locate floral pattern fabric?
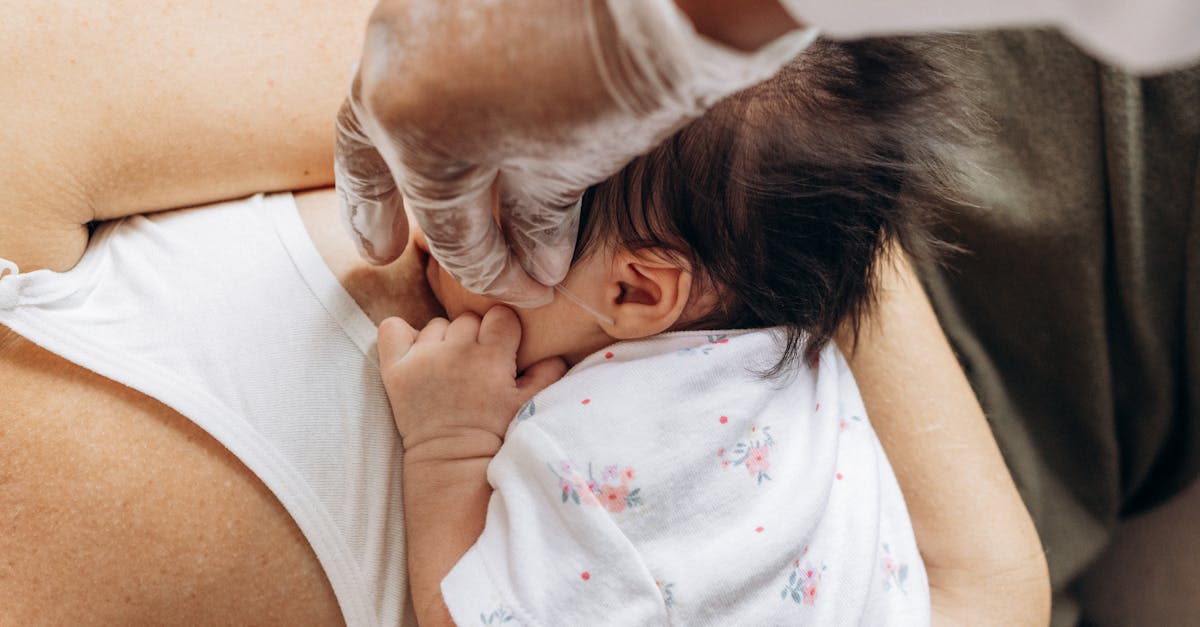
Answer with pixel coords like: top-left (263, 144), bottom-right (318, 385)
top-left (549, 461), bottom-right (643, 513)
top-left (718, 425), bottom-right (776, 484)
top-left (440, 330), bottom-right (930, 626)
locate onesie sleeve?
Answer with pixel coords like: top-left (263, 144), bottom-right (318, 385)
top-left (440, 421), bottom-right (669, 626)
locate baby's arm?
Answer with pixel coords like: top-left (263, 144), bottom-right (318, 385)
top-left (376, 308), bottom-right (565, 626)
top-left (837, 251), bottom-right (1051, 625)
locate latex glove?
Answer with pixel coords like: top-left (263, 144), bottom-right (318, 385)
top-left (335, 0), bottom-right (816, 307)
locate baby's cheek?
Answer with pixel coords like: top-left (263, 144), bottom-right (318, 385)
top-left (438, 267), bottom-right (501, 319)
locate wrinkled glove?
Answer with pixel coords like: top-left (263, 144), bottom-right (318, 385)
top-left (335, 0), bottom-right (815, 307)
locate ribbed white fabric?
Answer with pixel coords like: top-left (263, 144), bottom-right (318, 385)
top-left (0, 193), bottom-right (414, 627)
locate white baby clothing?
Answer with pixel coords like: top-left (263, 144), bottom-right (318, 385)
top-left (0, 194), bottom-right (414, 627)
top-left (442, 330), bottom-right (929, 625)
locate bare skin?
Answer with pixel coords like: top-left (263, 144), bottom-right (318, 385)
top-left (0, 0), bottom-right (377, 272)
top-left (836, 255), bottom-right (1050, 625)
top-left (0, 331), bottom-right (346, 625)
top-left (0, 1), bottom-right (1047, 624)
top-left (0, 2), bottom-right (393, 624)
top-left (0, 191), bottom-right (436, 627)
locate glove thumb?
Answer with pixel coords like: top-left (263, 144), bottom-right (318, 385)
top-left (334, 97), bottom-right (410, 265)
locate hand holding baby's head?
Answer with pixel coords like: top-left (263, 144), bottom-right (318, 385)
top-left (424, 37), bottom-right (973, 374)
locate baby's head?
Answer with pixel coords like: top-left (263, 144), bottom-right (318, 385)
top-left (425, 37), bottom-right (971, 373)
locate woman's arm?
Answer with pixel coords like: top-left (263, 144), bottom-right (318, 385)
top-left (0, 0), bottom-right (373, 271)
top-left (838, 251), bottom-right (1051, 625)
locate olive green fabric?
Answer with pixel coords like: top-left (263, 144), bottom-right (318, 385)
top-left (916, 30), bottom-right (1199, 626)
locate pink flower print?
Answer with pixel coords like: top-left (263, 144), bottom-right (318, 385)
top-left (656, 580), bottom-right (676, 607)
top-left (720, 425), bottom-right (776, 484)
top-left (578, 485), bottom-right (600, 506)
top-left (550, 460), bottom-right (642, 511)
top-left (802, 583), bottom-right (817, 605)
top-left (880, 542), bottom-right (910, 593)
top-left (599, 483), bottom-right (630, 513)
top-left (745, 446), bottom-right (770, 477)
top-left (782, 555), bottom-right (826, 608)
top-left (840, 414), bottom-right (866, 432)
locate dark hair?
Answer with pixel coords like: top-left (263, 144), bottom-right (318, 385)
top-left (576, 37), bottom-right (976, 375)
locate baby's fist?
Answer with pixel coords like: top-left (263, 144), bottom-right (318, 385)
top-left (377, 306), bottom-right (566, 459)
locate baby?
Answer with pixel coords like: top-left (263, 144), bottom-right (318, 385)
top-left (381, 38), bottom-right (969, 625)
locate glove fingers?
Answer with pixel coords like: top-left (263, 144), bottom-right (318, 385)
top-left (414, 177), bottom-right (554, 309)
top-left (334, 97), bottom-right (410, 265)
top-left (483, 251), bottom-right (556, 308)
top-left (498, 174), bottom-right (582, 287)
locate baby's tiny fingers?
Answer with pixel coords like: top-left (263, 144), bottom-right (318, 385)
top-left (378, 317), bottom-right (418, 366)
top-left (416, 317), bottom-right (449, 344)
top-left (478, 305), bottom-right (522, 354)
top-left (516, 356), bottom-right (568, 401)
top-left (445, 312), bottom-right (482, 344)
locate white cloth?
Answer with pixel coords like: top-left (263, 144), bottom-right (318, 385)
top-left (777, 0), bottom-right (1200, 73)
top-left (0, 193), bottom-right (414, 627)
top-left (442, 330), bottom-right (929, 625)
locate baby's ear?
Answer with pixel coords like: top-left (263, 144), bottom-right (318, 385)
top-left (600, 248), bottom-right (692, 340)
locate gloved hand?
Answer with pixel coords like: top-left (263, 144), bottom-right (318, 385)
top-left (335, 0), bottom-right (815, 307)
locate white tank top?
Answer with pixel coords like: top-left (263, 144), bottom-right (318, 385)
top-left (0, 193), bottom-right (415, 627)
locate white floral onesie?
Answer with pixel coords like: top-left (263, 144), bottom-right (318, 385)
top-left (441, 329), bottom-right (929, 625)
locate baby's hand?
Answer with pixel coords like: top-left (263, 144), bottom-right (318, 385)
top-left (378, 306), bottom-right (567, 461)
